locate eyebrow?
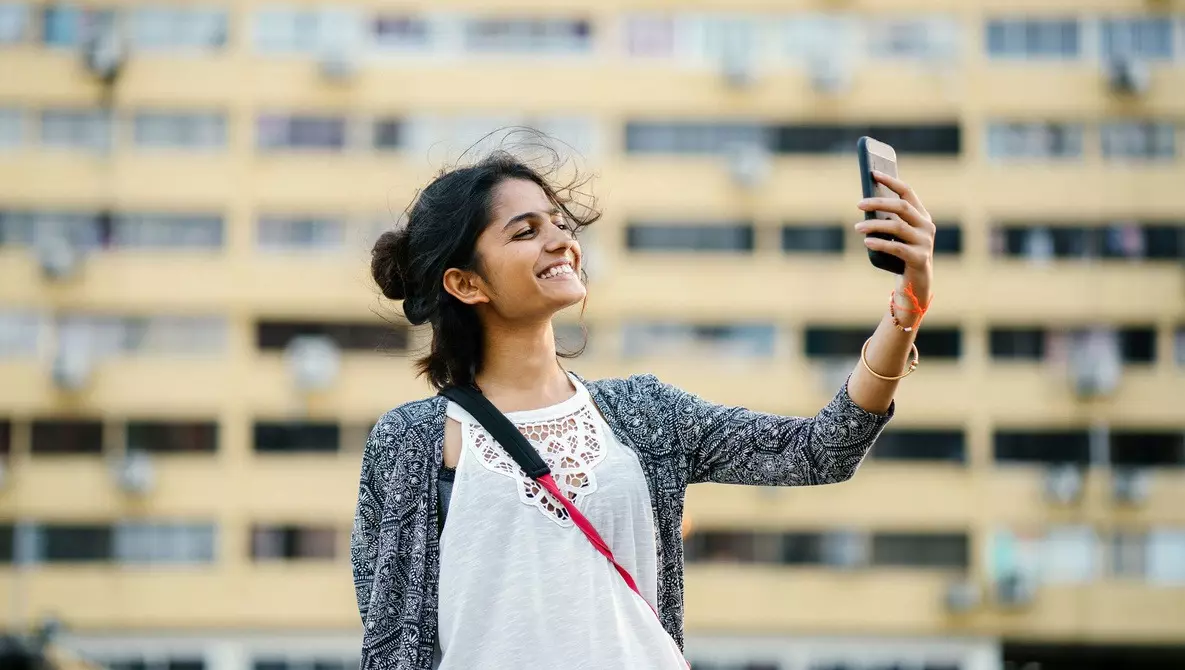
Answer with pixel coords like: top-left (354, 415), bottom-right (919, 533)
top-left (503, 207), bottom-right (561, 230)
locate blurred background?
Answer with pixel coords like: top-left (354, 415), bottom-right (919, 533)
top-left (1, 1), bottom-right (1184, 669)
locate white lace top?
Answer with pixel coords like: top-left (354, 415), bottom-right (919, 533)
top-left (433, 374), bottom-right (687, 670)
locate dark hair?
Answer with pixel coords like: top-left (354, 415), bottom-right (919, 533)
top-left (371, 134), bottom-right (601, 390)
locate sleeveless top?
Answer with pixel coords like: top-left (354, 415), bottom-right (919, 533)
top-left (433, 374), bottom-right (687, 670)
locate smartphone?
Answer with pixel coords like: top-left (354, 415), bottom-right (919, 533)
top-left (856, 136), bottom-right (906, 275)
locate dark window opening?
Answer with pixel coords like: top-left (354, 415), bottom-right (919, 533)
top-left (913, 328), bottom-right (962, 359)
top-left (0, 420), bottom-right (10, 457)
top-left (990, 328), bottom-right (1046, 360)
top-left (373, 119), bottom-right (402, 150)
top-left (627, 223), bottom-right (754, 252)
top-left (870, 532), bottom-right (969, 569)
top-left (127, 421), bottom-right (218, 453)
top-left (872, 429), bottom-right (966, 462)
top-left (782, 225), bottom-right (845, 254)
top-left (256, 320), bottom-right (407, 352)
top-left (251, 525), bottom-right (338, 560)
top-left (933, 224), bottom-right (962, 255)
top-left (1118, 327), bottom-right (1156, 364)
top-left (804, 327), bottom-right (873, 358)
top-left (1110, 431), bottom-right (1185, 467)
top-left (773, 124), bottom-right (961, 155)
top-left (994, 430), bottom-right (1091, 465)
top-left (254, 421), bottom-right (340, 453)
top-left (43, 524), bottom-right (113, 562)
top-left (31, 419), bottom-right (103, 455)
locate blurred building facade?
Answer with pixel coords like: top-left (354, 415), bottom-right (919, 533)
top-left (1, 1), bottom-right (1184, 669)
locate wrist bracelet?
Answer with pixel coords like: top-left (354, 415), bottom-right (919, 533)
top-left (860, 337), bottom-right (919, 381)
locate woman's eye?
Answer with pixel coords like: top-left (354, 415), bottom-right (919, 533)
top-left (513, 228), bottom-right (535, 239)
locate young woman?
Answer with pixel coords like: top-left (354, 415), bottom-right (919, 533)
top-left (352, 148), bottom-right (936, 670)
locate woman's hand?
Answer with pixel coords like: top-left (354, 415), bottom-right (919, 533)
top-left (855, 170), bottom-right (935, 320)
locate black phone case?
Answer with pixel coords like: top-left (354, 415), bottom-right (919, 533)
top-left (857, 136), bottom-right (906, 275)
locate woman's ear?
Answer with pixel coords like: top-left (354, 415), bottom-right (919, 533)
top-left (442, 267), bottom-right (491, 306)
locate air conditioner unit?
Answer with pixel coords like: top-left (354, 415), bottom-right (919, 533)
top-left (1107, 57), bottom-right (1150, 96)
top-left (1111, 467), bottom-right (1150, 505)
top-left (112, 450), bottom-right (155, 496)
top-left (725, 141), bottom-right (771, 188)
top-left (285, 335), bottom-right (342, 392)
top-left (808, 55), bottom-right (850, 94)
top-left (823, 529), bottom-right (867, 569)
top-left (720, 47), bottom-right (757, 89)
top-left (1068, 330), bottom-right (1122, 399)
top-left (994, 571), bottom-right (1037, 608)
top-left (1044, 464), bottom-right (1084, 504)
top-left (944, 579), bottom-right (981, 614)
top-left (36, 234), bottom-right (80, 281)
top-left (82, 21), bottom-right (125, 85)
top-left (319, 49), bottom-right (358, 82)
top-left (52, 343), bottom-right (92, 391)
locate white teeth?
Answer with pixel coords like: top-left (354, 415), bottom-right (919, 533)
top-left (540, 264), bottom-right (574, 279)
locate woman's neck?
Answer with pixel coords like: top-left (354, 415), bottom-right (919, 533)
top-left (474, 319), bottom-right (573, 412)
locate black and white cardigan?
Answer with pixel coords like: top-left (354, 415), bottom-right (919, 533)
top-left (351, 373), bottom-right (894, 670)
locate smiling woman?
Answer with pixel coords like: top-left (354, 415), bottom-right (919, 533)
top-left (355, 130), bottom-right (910, 670)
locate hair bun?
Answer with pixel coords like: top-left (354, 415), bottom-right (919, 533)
top-left (371, 228), bottom-right (410, 301)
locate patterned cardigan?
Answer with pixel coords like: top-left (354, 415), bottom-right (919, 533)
top-left (351, 373), bottom-right (894, 670)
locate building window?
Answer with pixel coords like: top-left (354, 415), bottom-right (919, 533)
top-left (372, 119), bottom-right (402, 150)
top-left (0, 3), bottom-right (29, 44)
top-left (55, 315), bottom-right (228, 356)
top-left (781, 224), bottom-right (845, 254)
top-left (994, 429), bottom-right (1091, 465)
top-left (129, 7), bottom-right (227, 51)
top-left (0, 419), bottom-right (10, 458)
top-left (803, 327), bottom-right (871, 359)
top-left (251, 525), bottom-right (338, 560)
top-left (0, 310), bottom-right (44, 358)
top-left (463, 18), bottom-right (592, 54)
top-left (867, 18), bottom-right (958, 60)
top-left (108, 658), bottom-right (206, 670)
top-left (254, 421), bottom-right (340, 453)
top-left (256, 115), bottom-right (346, 151)
top-left (31, 419), bottom-right (103, 455)
top-left (257, 215), bottom-right (346, 251)
top-left (255, 320), bottom-right (408, 352)
top-left (1101, 121), bottom-right (1176, 160)
top-left (624, 122), bottom-right (766, 155)
top-left (913, 328), bottom-right (962, 359)
top-left (372, 15), bottom-right (430, 51)
top-left (1041, 526), bottom-right (1101, 584)
top-left (253, 7), bottom-right (361, 54)
top-left (1147, 529), bottom-right (1185, 585)
top-left (993, 223), bottom-right (1185, 261)
top-left (870, 532), bottom-right (969, 569)
top-left (1109, 531), bottom-right (1148, 579)
top-left (773, 124), bottom-right (961, 155)
top-left (933, 224), bottom-right (962, 255)
top-left (684, 531), bottom-right (787, 564)
top-left (622, 15), bottom-right (676, 57)
top-left (987, 122), bottom-right (1082, 159)
top-left (40, 524), bottom-right (114, 562)
top-left (0, 524), bottom-right (12, 563)
top-left (985, 19), bottom-right (1081, 59)
top-left (871, 429), bottom-right (966, 463)
top-left (133, 112), bottom-right (226, 149)
top-left (41, 5), bottom-right (115, 48)
top-left (1177, 326), bottom-right (1185, 366)
top-left (0, 108), bottom-right (23, 149)
top-left (1117, 326), bottom-right (1157, 364)
top-left (40, 109), bottom-right (112, 151)
top-left (622, 322), bottom-right (776, 359)
top-left (112, 213), bottom-right (224, 250)
top-left (989, 328), bottom-right (1046, 360)
top-left (253, 658), bottom-right (358, 670)
top-left (1110, 431), bottom-right (1185, 468)
top-left (114, 522), bottom-right (216, 564)
top-left (127, 421), bottom-right (218, 454)
top-left (626, 222), bottom-right (754, 252)
top-left (1101, 17), bottom-right (1175, 61)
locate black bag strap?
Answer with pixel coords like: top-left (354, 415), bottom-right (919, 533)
top-left (439, 385), bottom-right (551, 479)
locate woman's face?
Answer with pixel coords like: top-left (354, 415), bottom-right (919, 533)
top-left (460, 178), bottom-right (585, 321)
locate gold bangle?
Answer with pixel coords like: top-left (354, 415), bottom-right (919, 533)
top-left (860, 337), bottom-right (919, 381)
